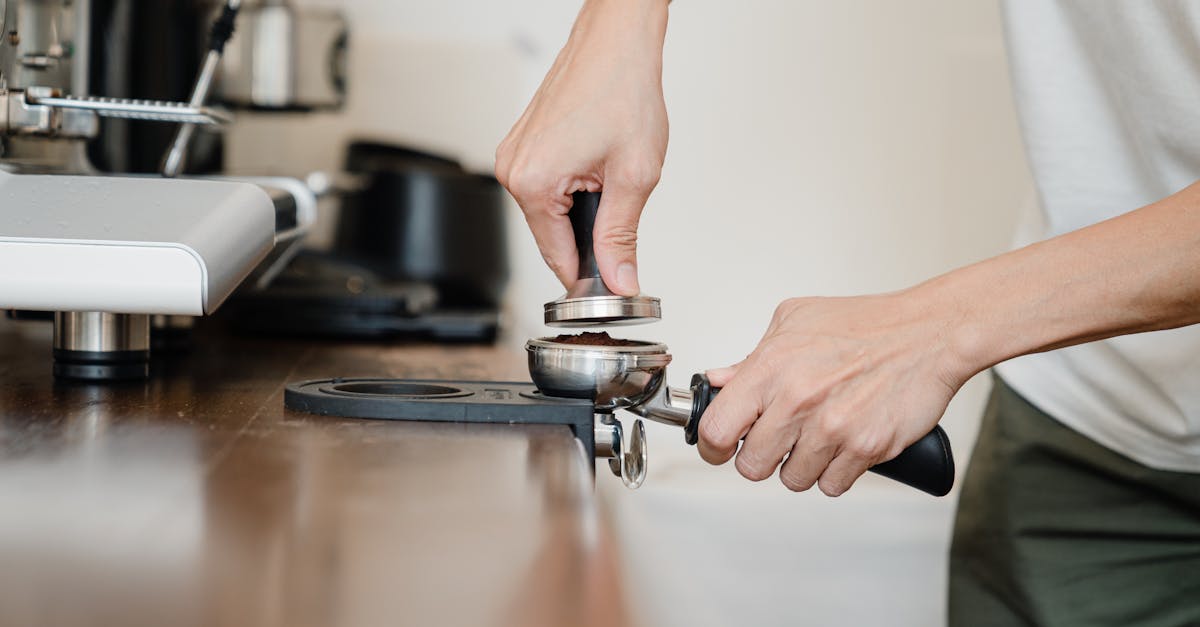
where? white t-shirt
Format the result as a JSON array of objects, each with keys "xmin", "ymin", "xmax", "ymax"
[{"xmin": 995, "ymin": 1, "xmax": 1200, "ymax": 472}]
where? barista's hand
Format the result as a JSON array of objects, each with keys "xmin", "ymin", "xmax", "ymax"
[
  {"xmin": 698, "ymin": 292, "xmax": 975, "ymax": 496},
  {"xmin": 495, "ymin": 0, "xmax": 670, "ymax": 296}
]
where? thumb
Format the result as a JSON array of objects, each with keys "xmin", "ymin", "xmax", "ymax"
[
  {"xmin": 593, "ymin": 184, "xmax": 650, "ymax": 296},
  {"xmin": 704, "ymin": 361, "xmax": 745, "ymax": 388}
]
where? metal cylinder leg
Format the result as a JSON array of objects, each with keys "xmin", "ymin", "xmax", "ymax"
[{"xmin": 53, "ymin": 312, "xmax": 151, "ymax": 381}]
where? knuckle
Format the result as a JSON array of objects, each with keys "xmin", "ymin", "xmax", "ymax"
[
  {"xmin": 851, "ymin": 434, "xmax": 888, "ymax": 462},
  {"xmin": 594, "ymin": 225, "xmax": 639, "ymax": 253},
  {"xmin": 698, "ymin": 446, "xmax": 729, "ymax": 466},
  {"xmin": 883, "ymin": 441, "xmax": 908, "ymax": 462},
  {"xmin": 771, "ymin": 299, "xmax": 799, "ymax": 323},
  {"xmin": 494, "ymin": 145, "xmax": 512, "ymax": 180},
  {"xmin": 539, "ymin": 251, "xmax": 566, "ymax": 278},
  {"xmin": 612, "ymin": 161, "xmax": 662, "ymax": 192},
  {"xmin": 507, "ymin": 168, "xmax": 549, "ymax": 203},
  {"xmin": 699, "ymin": 414, "xmax": 733, "ymax": 450},
  {"xmin": 735, "ymin": 451, "xmax": 772, "ymax": 482},
  {"xmin": 818, "ymin": 477, "xmax": 848, "ymax": 498},
  {"xmin": 815, "ymin": 415, "xmax": 849, "ymax": 442},
  {"xmin": 780, "ymin": 471, "xmax": 814, "ymax": 493}
]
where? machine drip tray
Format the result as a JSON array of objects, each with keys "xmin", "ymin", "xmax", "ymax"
[{"xmin": 285, "ymin": 379, "xmax": 597, "ymax": 459}]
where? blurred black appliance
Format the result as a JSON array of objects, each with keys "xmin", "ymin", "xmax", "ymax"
[
  {"xmin": 87, "ymin": 0, "xmax": 223, "ymax": 175},
  {"xmin": 224, "ymin": 143, "xmax": 509, "ymax": 343},
  {"xmin": 335, "ymin": 142, "xmax": 509, "ymax": 310}
]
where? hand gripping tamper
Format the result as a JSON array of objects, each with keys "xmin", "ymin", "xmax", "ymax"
[{"xmin": 543, "ymin": 191, "xmax": 661, "ymax": 327}]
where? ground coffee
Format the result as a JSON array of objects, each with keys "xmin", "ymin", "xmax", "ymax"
[{"xmin": 549, "ymin": 332, "xmax": 644, "ymax": 347}]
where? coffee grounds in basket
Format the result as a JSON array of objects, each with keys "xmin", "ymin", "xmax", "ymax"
[{"xmin": 550, "ymin": 332, "xmax": 644, "ymax": 347}]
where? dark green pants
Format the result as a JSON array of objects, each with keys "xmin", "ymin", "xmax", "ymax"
[{"xmin": 949, "ymin": 377, "xmax": 1200, "ymax": 627}]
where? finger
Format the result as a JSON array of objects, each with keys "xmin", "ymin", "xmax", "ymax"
[
  {"xmin": 733, "ymin": 398, "xmax": 803, "ymax": 482},
  {"xmin": 816, "ymin": 450, "xmax": 874, "ymax": 497},
  {"xmin": 593, "ymin": 182, "xmax": 651, "ymax": 296},
  {"xmin": 696, "ymin": 372, "xmax": 765, "ymax": 466},
  {"xmin": 704, "ymin": 362, "xmax": 744, "ymax": 388},
  {"xmin": 777, "ymin": 420, "xmax": 840, "ymax": 493},
  {"xmin": 818, "ymin": 423, "xmax": 893, "ymax": 496},
  {"xmin": 521, "ymin": 195, "xmax": 579, "ymax": 288}
]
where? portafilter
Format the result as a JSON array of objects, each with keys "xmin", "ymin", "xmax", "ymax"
[
  {"xmin": 543, "ymin": 191, "xmax": 661, "ymax": 327},
  {"xmin": 527, "ymin": 337, "xmax": 955, "ymax": 497}
]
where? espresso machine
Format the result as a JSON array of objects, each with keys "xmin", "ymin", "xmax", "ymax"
[{"xmin": 0, "ymin": 0, "xmax": 345, "ymax": 380}]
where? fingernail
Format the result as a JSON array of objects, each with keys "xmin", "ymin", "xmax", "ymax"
[{"xmin": 616, "ymin": 263, "xmax": 640, "ymax": 295}]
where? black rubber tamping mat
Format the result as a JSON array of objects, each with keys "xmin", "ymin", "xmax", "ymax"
[{"xmin": 285, "ymin": 379, "xmax": 597, "ymax": 458}]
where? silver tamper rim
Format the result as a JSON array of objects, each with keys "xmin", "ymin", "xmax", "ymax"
[{"xmin": 543, "ymin": 295, "xmax": 662, "ymax": 327}]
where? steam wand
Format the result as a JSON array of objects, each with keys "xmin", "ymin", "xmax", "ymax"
[{"xmin": 161, "ymin": 0, "xmax": 242, "ymax": 178}]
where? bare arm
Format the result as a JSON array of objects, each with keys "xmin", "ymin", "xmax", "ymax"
[
  {"xmin": 496, "ymin": 0, "xmax": 671, "ymax": 295},
  {"xmin": 700, "ymin": 181, "xmax": 1200, "ymax": 495}
]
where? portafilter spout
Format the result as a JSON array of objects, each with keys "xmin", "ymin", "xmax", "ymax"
[{"xmin": 526, "ymin": 338, "xmax": 956, "ymax": 497}]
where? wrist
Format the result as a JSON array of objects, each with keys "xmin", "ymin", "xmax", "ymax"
[{"xmin": 898, "ymin": 274, "xmax": 999, "ymax": 386}]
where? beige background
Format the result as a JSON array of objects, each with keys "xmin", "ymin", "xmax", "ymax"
[{"xmin": 226, "ymin": 1, "xmax": 1035, "ymax": 625}]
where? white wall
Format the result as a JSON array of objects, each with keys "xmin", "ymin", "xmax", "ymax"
[{"xmin": 227, "ymin": 1, "xmax": 1035, "ymax": 625}]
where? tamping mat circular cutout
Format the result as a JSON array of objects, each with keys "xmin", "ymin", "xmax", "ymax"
[
  {"xmin": 324, "ymin": 381, "xmax": 470, "ymax": 398},
  {"xmin": 285, "ymin": 378, "xmax": 479, "ymax": 419}
]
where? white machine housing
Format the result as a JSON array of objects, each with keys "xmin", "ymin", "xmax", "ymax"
[{"xmin": 0, "ymin": 170, "xmax": 276, "ymax": 315}]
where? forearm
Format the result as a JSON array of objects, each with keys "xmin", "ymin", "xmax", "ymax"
[{"xmin": 920, "ymin": 181, "xmax": 1200, "ymax": 377}]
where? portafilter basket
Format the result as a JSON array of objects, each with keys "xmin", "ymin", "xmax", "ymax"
[{"xmin": 526, "ymin": 337, "xmax": 672, "ymax": 410}]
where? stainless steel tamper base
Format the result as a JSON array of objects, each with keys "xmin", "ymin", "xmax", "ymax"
[{"xmin": 543, "ymin": 277, "xmax": 662, "ymax": 327}]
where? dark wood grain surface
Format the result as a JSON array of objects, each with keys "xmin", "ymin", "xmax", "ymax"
[{"xmin": 0, "ymin": 319, "xmax": 629, "ymax": 627}]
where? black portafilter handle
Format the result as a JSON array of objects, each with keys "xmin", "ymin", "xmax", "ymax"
[
  {"xmin": 571, "ymin": 191, "xmax": 604, "ymax": 282},
  {"xmin": 682, "ymin": 374, "xmax": 955, "ymax": 497}
]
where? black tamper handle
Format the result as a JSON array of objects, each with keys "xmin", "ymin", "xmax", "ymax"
[
  {"xmin": 683, "ymin": 374, "xmax": 955, "ymax": 497},
  {"xmin": 571, "ymin": 191, "xmax": 604, "ymax": 282}
]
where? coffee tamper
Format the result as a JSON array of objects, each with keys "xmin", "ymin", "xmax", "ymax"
[{"xmin": 544, "ymin": 191, "xmax": 662, "ymax": 327}]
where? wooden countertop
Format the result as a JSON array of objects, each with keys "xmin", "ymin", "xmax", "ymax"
[{"xmin": 0, "ymin": 319, "xmax": 630, "ymax": 627}]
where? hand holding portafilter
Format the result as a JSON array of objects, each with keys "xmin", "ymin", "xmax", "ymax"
[
  {"xmin": 526, "ymin": 338, "xmax": 955, "ymax": 497},
  {"xmin": 543, "ymin": 191, "xmax": 661, "ymax": 326}
]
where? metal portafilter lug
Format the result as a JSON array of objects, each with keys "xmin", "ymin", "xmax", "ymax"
[{"xmin": 593, "ymin": 415, "xmax": 648, "ymax": 489}]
